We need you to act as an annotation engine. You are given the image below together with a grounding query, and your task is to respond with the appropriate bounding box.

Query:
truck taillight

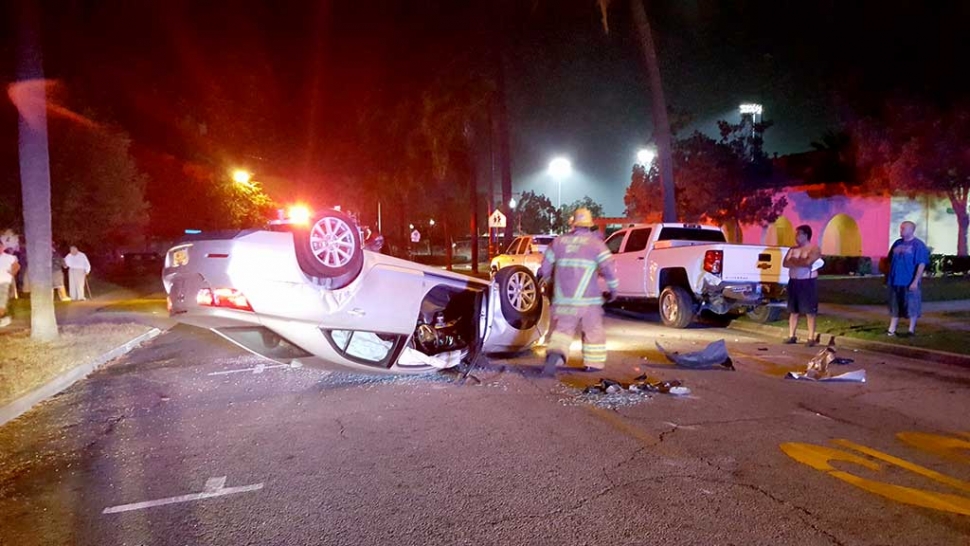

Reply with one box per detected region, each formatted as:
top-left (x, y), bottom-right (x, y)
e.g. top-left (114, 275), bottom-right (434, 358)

top-left (704, 250), bottom-right (723, 276)
top-left (196, 288), bottom-right (254, 312)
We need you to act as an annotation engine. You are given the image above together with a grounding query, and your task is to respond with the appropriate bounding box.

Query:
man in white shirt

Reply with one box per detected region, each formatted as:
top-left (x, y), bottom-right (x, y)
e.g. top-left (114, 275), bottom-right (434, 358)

top-left (0, 240), bottom-right (20, 327)
top-left (64, 246), bottom-right (91, 301)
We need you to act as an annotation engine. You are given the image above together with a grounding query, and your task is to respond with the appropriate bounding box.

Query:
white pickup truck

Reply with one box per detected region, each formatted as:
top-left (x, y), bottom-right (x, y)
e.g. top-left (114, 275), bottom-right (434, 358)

top-left (605, 223), bottom-right (790, 328)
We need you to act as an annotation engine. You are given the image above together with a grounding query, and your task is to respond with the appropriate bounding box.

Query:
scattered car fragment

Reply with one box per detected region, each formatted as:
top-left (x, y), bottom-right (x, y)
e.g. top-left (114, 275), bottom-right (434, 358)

top-left (656, 339), bottom-right (735, 370)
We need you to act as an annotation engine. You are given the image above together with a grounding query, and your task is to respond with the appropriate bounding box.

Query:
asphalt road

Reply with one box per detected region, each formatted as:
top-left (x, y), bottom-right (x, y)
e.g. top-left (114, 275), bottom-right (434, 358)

top-left (1, 310), bottom-right (968, 546)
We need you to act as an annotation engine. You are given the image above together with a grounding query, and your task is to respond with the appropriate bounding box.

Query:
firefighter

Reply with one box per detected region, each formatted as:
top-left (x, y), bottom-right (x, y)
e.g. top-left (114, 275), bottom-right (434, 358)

top-left (539, 207), bottom-right (619, 377)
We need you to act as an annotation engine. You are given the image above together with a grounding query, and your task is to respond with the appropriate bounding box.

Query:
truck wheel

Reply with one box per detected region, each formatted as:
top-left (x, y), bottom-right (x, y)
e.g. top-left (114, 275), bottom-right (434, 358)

top-left (495, 265), bottom-right (542, 330)
top-left (293, 210), bottom-right (364, 289)
top-left (659, 285), bottom-right (695, 329)
top-left (747, 305), bottom-right (782, 323)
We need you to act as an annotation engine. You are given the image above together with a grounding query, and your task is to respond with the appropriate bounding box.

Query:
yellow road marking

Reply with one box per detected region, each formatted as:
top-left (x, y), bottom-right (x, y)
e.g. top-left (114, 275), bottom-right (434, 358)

top-left (780, 441), bottom-right (970, 516)
top-left (896, 432), bottom-right (970, 465)
top-left (833, 439), bottom-right (970, 494)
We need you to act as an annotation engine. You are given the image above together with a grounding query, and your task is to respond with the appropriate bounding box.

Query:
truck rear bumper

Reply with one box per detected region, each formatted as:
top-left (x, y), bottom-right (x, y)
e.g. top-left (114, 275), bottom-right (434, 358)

top-left (701, 280), bottom-right (787, 314)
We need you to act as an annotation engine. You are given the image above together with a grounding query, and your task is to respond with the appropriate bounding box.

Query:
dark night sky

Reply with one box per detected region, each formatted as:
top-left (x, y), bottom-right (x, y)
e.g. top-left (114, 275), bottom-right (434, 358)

top-left (2, 0), bottom-right (968, 217)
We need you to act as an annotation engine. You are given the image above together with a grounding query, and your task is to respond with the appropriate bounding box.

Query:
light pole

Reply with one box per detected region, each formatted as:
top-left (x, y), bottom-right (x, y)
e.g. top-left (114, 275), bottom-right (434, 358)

top-left (509, 197), bottom-right (522, 234)
top-left (547, 156), bottom-right (572, 211)
top-left (428, 219), bottom-right (435, 257)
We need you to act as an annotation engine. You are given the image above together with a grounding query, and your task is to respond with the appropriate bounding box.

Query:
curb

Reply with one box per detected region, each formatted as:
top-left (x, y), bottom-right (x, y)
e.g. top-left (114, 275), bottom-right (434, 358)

top-left (0, 327), bottom-right (164, 427)
top-left (728, 321), bottom-right (970, 368)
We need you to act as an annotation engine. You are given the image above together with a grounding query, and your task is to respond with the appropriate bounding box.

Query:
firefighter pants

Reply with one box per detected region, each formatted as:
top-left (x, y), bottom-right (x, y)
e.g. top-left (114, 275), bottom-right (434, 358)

top-left (547, 304), bottom-right (607, 369)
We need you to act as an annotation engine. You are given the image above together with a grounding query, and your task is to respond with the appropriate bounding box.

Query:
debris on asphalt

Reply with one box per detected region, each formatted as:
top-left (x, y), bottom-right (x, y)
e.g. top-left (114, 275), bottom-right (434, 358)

top-left (785, 336), bottom-right (866, 382)
top-left (787, 369), bottom-right (867, 382)
top-left (656, 339), bottom-right (735, 370)
top-left (560, 375), bottom-right (692, 408)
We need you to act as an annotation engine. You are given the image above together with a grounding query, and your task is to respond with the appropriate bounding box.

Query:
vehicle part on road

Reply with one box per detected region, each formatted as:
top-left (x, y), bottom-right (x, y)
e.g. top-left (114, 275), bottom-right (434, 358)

top-left (494, 265), bottom-right (542, 330)
top-left (787, 369), bottom-right (867, 382)
top-left (292, 209), bottom-right (364, 288)
top-left (659, 285), bottom-right (696, 328)
top-left (656, 339), bottom-right (735, 370)
top-left (786, 338), bottom-right (867, 382)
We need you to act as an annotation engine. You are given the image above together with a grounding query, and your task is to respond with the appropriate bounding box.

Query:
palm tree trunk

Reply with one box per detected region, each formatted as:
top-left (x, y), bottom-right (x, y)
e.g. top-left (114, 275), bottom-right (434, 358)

top-left (949, 189), bottom-right (968, 256)
top-left (630, 0), bottom-right (677, 222)
top-left (13, 4), bottom-right (58, 341)
top-left (492, 45), bottom-right (515, 246)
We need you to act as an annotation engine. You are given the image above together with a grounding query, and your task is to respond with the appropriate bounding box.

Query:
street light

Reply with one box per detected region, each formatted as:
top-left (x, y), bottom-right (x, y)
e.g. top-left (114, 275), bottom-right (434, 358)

top-left (636, 148), bottom-right (656, 166)
top-left (739, 103), bottom-right (763, 122)
top-left (509, 197), bottom-right (516, 209)
top-left (232, 169), bottom-right (253, 186)
top-left (547, 156), bottom-right (572, 210)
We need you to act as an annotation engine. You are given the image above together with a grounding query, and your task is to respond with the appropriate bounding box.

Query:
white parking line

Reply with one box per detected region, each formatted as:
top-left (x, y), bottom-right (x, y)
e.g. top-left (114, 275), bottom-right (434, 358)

top-left (102, 476), bottom-right (264, 514)
top-left (207, 362), bottom-right (302, 376)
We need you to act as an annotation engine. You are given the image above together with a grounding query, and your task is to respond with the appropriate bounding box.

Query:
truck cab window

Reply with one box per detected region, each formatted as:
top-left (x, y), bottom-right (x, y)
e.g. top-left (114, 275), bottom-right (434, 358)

top-left (622, 228), bottom-right (653, 253)
top-left (605, 232), bottom-right (625, 254)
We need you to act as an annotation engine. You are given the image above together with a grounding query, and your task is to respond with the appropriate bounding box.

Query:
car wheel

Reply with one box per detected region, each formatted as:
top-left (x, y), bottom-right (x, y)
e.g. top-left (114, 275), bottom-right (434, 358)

top-left (747, 305), bottom-right (782, 323)
top-left (293, 210), bottom-right (364, 288)
top-left (659, 285), bottom-right (695, 329)
top-left (495, 265), bottom-right (542, 330)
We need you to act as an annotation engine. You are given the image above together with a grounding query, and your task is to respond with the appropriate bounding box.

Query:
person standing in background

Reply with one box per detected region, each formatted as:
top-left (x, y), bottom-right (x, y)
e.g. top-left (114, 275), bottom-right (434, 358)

top-left (886, 221), bottom-right (930, 337)
top-left (65, 245), bottom-right (91, 301)
top-left (52, 244), bottom-right (70, 302)
top-left (782, 225), bottom-right (823, 347)
top-left (0, 239), bottom-right (20, 327)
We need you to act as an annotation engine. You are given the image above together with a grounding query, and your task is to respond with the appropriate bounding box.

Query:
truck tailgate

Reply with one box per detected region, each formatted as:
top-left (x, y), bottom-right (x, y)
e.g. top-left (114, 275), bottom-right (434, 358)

top-left (722, 245), bottom-right (789, 284)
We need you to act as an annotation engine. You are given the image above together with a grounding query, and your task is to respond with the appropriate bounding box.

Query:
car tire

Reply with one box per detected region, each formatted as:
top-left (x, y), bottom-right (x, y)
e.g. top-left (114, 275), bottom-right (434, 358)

top-left (293, 210), bottom-right (364, 289)
top-left (747, 305), bottom-right (782, 324)
top-left (495, 265), bottom-right (542, 330)
top-left (659, 285), bottom-right (695, 329)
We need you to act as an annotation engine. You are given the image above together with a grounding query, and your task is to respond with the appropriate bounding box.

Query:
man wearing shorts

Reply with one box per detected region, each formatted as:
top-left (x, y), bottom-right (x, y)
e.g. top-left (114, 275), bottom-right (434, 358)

top-left (783, 225), bottom-right (822, 346)
top-left (886, 221), bottom-right (930, 337)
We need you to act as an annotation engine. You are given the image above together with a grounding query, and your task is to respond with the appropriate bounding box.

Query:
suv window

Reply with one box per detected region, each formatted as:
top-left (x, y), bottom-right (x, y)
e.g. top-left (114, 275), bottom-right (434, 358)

top-left (622, 228), bottom-right (653, 253)
top-left (605, 232), bottom-right (625, 254)
top-left (657, 227), bottom-right (727, 242)
top-left (505, 237), bottom-right (523, 255)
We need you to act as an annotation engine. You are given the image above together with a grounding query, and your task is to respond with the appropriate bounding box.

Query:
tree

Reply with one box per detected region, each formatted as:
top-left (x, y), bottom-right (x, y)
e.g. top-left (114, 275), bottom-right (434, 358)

top-left (48, 120), bottom-right (150, 249)
top-left (9, 4), bottom-right (57, 341)
top-left (853, 98), bottom-right (970, 255)
top-left (513, 191), bottom-right (557, 234)
top-left (624, 119), bottom-right (786, 228)
top-left (556, 196), bottom-right (606, 233)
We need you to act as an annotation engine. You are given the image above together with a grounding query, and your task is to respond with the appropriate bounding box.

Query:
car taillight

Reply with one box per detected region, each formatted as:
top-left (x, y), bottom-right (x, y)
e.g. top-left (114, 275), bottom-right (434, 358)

top-left (704, 250), bottom-right (723, 276)
top-left (196, 288), bottom-right (254, 311)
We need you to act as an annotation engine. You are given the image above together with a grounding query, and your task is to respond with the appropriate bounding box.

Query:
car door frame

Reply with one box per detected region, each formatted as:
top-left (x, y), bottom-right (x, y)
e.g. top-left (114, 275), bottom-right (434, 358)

top-left (613, 227), bottom-right (653, 297)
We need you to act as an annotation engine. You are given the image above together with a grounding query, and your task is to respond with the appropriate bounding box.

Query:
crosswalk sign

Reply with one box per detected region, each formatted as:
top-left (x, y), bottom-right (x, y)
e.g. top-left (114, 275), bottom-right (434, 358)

top-left (488, 209), bottom-right (507, 229)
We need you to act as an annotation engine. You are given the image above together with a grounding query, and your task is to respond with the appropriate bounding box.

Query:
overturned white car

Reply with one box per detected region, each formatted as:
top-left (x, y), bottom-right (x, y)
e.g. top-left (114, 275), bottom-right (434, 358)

top-left (162, 210), bottom-right (547, 374)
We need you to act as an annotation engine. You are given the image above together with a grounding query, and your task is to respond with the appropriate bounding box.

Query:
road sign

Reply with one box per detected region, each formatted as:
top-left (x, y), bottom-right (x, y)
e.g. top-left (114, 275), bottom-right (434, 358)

top-left (488, 209), bottom-right (507, 229)
top-left (411, 229), bottom-right (421, 243)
